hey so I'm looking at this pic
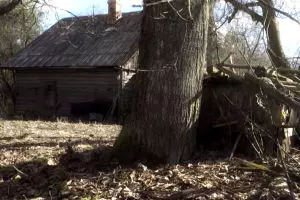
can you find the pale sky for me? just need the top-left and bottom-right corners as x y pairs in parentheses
(41, 0), (143, 29)
(41, 0), (300, 57)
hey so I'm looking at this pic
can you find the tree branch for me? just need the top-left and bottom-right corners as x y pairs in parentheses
(145, 0), (174, 7)
(245, 73), (300, 110)
(225, 0), (290, 69)
(224, 0), (264, 23)
(259, 0), (300, 26)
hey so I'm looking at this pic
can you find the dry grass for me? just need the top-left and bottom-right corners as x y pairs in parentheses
(0, 120), (121, 165)
(0, 120), (299, 200)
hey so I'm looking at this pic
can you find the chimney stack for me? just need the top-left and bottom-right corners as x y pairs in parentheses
(107, 0), (122, 24)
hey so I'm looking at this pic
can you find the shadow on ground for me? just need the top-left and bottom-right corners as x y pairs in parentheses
(0, 145), (117, 199)
(0, 144), (295, 199)
(0, 138), (113, 150)
(0, 159), (68, 199)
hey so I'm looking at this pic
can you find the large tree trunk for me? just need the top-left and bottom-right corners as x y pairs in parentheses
(114, 0), (210, 163)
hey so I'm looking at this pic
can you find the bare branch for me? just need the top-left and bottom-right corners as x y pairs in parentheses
(167, 1), (188, 21)
(223, 63), (300, 76)
(38, 0), (78, 19)
(187, 0), (193, 20)
(226, 0), (290, 69)
(224, 0), (264, 22)
(228, 7), (238, 23)
(145, 0), (174, 7)
(259, 0), (300, 26)
(276, 138), (296, 200)
(244, 2), (260, 7)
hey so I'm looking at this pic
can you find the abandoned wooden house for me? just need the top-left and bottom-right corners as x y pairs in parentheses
(0, 0), (142, 119)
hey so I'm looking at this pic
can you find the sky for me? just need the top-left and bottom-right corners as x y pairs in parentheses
(41, 0), (300, 57)
(41, 0), (143, 29)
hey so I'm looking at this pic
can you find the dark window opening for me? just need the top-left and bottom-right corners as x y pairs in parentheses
(71, 100), (117, 120)
(44, 82), (57, 108)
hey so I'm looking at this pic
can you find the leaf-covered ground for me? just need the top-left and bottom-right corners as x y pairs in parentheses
(0, 120), (299, 200)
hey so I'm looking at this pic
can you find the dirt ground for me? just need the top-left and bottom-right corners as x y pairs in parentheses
(0, 120), (299, 200)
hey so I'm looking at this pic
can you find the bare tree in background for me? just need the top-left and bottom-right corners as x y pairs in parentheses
(223, 0), (294, 69)
(0, 0), (41, 116)
(0, 1), (41, 63)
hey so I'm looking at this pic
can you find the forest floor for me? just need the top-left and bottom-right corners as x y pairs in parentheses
(0, 120), (299, 200)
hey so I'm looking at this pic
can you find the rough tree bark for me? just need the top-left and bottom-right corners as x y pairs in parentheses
(206, 0), (217, 68)
(0, 0), (22, 16)
(114, 0), (210, 163)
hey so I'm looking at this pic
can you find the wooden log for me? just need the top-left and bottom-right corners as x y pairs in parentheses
(223, 63), (300, 83)
(223, 63), (300, 75)
(244, 73), (300, 110)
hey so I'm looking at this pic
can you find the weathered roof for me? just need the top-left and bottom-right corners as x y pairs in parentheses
(3, 12), (142, 68)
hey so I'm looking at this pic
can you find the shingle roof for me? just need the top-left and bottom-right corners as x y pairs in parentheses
(3, 12), (142, 68)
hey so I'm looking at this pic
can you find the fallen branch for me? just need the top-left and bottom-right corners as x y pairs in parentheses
(12, 165), (29, 177)
(167, 188), (208, 200)
(223, 63), (300, 77)
(230, 132), (242, 160)
(276, 138), (296, 200)
(211, 62), (300, 110)
(213, 120), (238, 128)
(244, 73), (300, 110)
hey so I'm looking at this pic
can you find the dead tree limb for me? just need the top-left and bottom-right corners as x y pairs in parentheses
(276, 138), (296, 200)
(244, 73), (300, 110)
(222, 63), (300, 82)
(213, 64), (300, 112)
(222, 63), (300, 76)
(224, 0), (264, 22)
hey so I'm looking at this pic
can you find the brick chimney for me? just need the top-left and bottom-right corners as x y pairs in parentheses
(107, 0), (122, 24)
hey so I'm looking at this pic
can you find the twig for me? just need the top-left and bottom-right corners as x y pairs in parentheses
(187, 0), (193, 20)
(235, 158), (278, 174)
(213, 120), (238, 128)
(224, 0), (264, 22)
(276, 138), (296, 200)
(146, 0), (174, 7)
(38, 0), (79, 19)
(167, 188), (208, 200)
(222, 94), (265, 160)
(139, 191), (165, 200)
(12, 165), (29, 177)
(230, 132), (242, 160)
(167, 0), (188, 21)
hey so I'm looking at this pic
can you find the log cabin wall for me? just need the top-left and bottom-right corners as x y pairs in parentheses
(2, 12), (142, 119)
(14, 68), (119, 118)
(119, 51), (139, 119)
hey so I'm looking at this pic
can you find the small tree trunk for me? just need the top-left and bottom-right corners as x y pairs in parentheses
(206, 0), (217, 68)
(114, 0), (210, 163)
(261, 0), (289, 69)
